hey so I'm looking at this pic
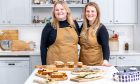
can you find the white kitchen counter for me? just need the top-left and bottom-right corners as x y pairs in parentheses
(110, 50), (140, 56)
(0, 50), (140, 56)
(24, 66), (140, 84)
(0, 50), (40, 56)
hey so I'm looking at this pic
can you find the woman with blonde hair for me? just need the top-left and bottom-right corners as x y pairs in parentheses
(40, 1), (80, 65)
(79, 2), (111, 66)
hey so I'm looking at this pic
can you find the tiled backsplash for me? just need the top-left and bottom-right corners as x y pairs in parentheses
(0, 25), (135, 51)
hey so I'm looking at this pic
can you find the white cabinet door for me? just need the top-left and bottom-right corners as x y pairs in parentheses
(0, 0), (6, 24)
(0, 0), (31, 24)
(90, 0), (113, 24)
(109, 56), (116, 66)
(30, 55), (41, 73)
(117, 56), (140, 66)
(0, 60), (29, 84)
(90, 0), (137, 24)
(114, 0), (138, 24)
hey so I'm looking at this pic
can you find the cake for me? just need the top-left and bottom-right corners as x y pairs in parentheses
(67, 62), (75, 68)
(77, 62), (83, 68)
(37, 68), (56, 75)
(50, 72), (67, 78)
(54, 61), (65, 68)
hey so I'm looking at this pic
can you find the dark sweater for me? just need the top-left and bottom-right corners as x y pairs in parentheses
(40, 20), (79, 65)
(79, 24), (110, 61)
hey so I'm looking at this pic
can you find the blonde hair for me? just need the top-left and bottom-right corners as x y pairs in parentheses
(51, 1), (75, 29)
(83, 2), (100, 30)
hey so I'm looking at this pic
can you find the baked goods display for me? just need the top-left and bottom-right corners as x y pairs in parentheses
(66, 62), (75, 68)
(50, 72), (67, 81)
(35, 61), (85, 71)
(54, 61), (65, 68)
(77, 62), (83, 68)
(53, 61), (85, 70)
(35, 68), (67, 81)
(70, 72), (103, 82)
(72, 67), (104, 75)
(113, 68), (140, 82)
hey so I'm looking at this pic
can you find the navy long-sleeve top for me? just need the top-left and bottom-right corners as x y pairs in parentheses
(40, 20), (79, 65)
(79, 23), (110, 61)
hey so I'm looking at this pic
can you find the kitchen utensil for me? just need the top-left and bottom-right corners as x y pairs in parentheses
(0, 40), (12, 50)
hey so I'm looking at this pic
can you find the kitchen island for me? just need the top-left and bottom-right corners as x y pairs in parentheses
(24, 66), (140, 84)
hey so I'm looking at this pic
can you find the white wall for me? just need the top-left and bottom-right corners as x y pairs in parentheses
(0, 25), (135, 51)
(0, 26), (43, 50)
(106, 25), (134, 51)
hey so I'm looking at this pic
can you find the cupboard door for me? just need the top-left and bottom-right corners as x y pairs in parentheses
(109, 56), (117, 66)
(114, 0), (138, 24)
(0, 0), (31, 25)
(117, 56), (140, 66)
(6, 0), (31, 24)
(0, 0), (7, 24)
(90, 0), (113, 24)
(30, 55), (41, 73)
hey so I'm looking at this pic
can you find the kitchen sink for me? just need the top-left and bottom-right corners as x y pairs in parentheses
(115, 66), (140, 71)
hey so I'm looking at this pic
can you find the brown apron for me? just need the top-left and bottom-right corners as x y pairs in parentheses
(79, 25), (103, 66)
(46, 27), (78, 65)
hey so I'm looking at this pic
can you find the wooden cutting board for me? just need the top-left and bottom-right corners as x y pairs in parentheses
(0, 30), (18, 40)
(11, 40), (30, 51)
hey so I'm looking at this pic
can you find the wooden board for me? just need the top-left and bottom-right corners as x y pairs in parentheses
(0, 30), (18, 40)
(35, 73), (67, 81)
(70, 76), (103, 82)
(11, 40), (30, 51)
(35, 65), (87, 71)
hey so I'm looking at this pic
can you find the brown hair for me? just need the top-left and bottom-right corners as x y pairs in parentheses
(51, 1), (75, 29)
(83, 2), (100, 29)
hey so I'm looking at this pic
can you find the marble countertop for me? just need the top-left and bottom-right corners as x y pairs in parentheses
(24, 66), (140, 84)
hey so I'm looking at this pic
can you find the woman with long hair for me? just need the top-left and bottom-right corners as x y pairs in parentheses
(40, 1), (79, 65)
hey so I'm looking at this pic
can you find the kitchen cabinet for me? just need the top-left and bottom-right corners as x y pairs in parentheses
(32, 4), (84, 25)
(114, 0), (138, 24)
(0, 0), (31, 25)
(32, 0), (137, 25)
(90, 0), (113, 24)
(0, 56), (29, 84)
(109, 55), (140, 66)
(109, 56), (116, 66)
(30, 55), (41, 73)
(90, 0), (138, 24)
(116, 55), (140, 66)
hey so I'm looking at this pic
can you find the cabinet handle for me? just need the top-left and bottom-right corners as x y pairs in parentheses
(110, 57), (115, 59)
(8, 21), (11, 24)
(118, 57), (125, 59)
(8, 63), (15, 65)
(110, 20), (112, 23)
(2, 21), (5, 23)
(115, 20), (118, 22)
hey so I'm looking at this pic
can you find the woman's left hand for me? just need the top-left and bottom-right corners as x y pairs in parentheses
(102, 60), (112, 67)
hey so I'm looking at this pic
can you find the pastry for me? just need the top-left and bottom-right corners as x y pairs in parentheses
(67, 62), (74, 68)
(50, 72), (67, 78)
(77, 62), (83, 68)
(54, 61), (65, 68)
